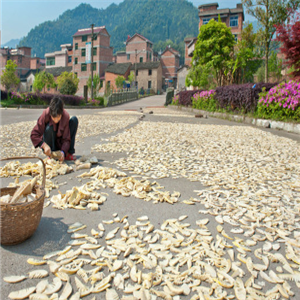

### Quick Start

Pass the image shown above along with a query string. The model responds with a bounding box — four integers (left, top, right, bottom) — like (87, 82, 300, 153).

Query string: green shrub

(256, 81, 300, 121)
(192, 90, 216, 111)
(165, 88, 174, 106)
(59, 78, 78, 95)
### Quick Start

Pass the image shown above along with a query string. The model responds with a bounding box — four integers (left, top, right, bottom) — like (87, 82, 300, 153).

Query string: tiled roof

(130, 61, 160, 71)
(198, 3, 219, 9)
(20, 68, 44, 81)
(73, 26, 106, 37)
(161, 47, 181, 57)
(126, 33, 153, 45)
(45, 66, 72, 77)
(199, 7, 243, 17)
(184, 37, 197, 42)
(105, 63, 132, 75)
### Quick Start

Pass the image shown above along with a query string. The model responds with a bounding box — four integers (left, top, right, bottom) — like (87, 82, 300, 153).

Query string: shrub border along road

(168, 105, 300, 135)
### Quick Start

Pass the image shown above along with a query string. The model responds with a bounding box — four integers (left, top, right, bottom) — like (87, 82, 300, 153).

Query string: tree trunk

(265, 42, 269, 83)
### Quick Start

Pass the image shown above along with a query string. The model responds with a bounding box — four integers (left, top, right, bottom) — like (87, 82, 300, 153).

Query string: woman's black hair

(49, 96, 64, 117)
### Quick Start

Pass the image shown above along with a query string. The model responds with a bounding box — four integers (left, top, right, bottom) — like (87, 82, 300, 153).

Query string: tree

(59, 78, 78, 95)
(87, 74, 101, 98)
(233, 23, 261, 83)
(33, 71, 56, 92)
(242, 0, 300, 82)
(0, 60, 20, 92)
(115, 75, 126, 89)
(189, 18, 235, 87)
(128, 71, 135, 86)
(56, 72, 79, 93)
(275, 11, 300, 79)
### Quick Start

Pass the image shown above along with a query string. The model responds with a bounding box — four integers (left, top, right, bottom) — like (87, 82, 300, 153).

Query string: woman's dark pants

(43, 116, 78, 154)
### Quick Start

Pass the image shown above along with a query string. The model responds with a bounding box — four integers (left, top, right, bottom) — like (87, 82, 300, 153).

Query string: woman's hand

(42, 143, 51, 157)
(59, 151, 65, 162)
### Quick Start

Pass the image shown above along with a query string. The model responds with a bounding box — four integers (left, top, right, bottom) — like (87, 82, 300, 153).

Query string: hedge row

(1, 91, 84, 106)
(175, 83, 277, 113)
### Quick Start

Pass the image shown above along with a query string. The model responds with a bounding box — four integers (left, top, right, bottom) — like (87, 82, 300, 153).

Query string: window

(93, 47, 97, 56)
(46, 57, 55, 66)
(81, 48, 86, 57)
(233, 34, 238, 42)
(136, 70, 138, 76)
(37, 59, 39, 64)
(148, 69, 152, 76)
(68, 56, 72, 63)
(75, 72, 78, 77)
(92, 34, 97, 41)
(81, 63, 87, 72)
(202, 18, 211, 25)
(230, 16, 238, 27)
(93, 62, 96, 71)
(82, 35, 87, 42)
(139, 57, 143, 63)
(75, 57, 78, 64)
(75, 43, 78, 50)
(30, 85, 32, 91)
(150, 53, 152, 61)
(107, 81, 111, 87)
(127, 54, 130, 60)
(148, 81, 152, 89)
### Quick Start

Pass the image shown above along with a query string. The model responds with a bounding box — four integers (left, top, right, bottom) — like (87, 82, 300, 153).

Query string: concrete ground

(0, 94, 299, 299)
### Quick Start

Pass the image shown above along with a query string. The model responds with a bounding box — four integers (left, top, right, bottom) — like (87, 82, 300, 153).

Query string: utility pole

(135, 49, 137, 91)
(91, 23, 94, 99)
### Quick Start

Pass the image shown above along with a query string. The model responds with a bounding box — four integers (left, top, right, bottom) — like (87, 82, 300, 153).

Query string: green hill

(18, 0, 199, 62)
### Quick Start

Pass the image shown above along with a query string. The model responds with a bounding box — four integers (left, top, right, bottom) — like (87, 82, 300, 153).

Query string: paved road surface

(0, 94, 299, 299)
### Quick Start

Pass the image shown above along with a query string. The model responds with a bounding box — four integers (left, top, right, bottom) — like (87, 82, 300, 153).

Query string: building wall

(105, 68, 131, 92)
(136, 65, 162, 93)
(160, 49, 179, 80)
(30, 57, 43, 70)
(115, 53, 127, 64)
(0, 47, 32, 90)
(184, 40, 193, 67)
(126, 35, 153, 64)
(177, 66, 189, 91)
(73, 28, 113, 96)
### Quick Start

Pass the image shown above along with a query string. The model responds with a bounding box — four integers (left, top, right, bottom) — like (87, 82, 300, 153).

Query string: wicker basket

(0, 157, 46, 245)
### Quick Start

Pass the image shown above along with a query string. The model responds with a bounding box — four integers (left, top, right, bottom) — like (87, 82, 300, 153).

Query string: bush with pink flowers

(257, 80, 300, 121)
(192, 89, 216, 111)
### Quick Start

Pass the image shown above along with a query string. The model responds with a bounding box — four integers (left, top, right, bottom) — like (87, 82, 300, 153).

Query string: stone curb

(167, 105, 300, 135)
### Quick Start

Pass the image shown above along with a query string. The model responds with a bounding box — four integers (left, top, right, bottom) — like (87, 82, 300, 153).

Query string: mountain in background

(2, 38, 21, 48)
(18, 0, 199, 62)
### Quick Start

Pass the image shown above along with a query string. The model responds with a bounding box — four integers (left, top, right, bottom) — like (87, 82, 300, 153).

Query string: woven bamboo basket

(0, 157, 46, 245)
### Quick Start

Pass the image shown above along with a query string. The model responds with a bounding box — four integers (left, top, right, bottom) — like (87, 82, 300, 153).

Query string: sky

(1, 0, 256, 45)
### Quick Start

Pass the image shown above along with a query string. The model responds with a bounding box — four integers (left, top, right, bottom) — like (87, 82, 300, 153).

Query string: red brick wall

(126, 35, 153, 64)
(160, 49, 179, 79)
(199, 5, 218, 12)
(73, 28, 113, 96)
(105, 68, 131, 92)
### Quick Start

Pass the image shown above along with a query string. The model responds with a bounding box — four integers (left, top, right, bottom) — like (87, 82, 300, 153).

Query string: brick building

(45, 44, 73, 69)
(0, 46, 44, 91)
(115, 33, 154, 64)
(160, 46, 180, 88)
(104, 62, 132, 92)
(185, 2, 244, 66)
(72, 26, 114, 96)
(131, 61, 162, 94)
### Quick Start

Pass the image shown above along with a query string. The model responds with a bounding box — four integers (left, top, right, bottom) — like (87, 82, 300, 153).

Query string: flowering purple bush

(192, 90, 216, 111)
(257, 80, 300, 121)
(215, 83, 277, 113)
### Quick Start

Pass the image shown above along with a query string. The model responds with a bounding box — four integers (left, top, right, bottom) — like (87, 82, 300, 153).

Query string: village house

(131, 61, 163, 94)
(104, 62, 132, 92)
(72, 26, 114, 96)
(184, 3, 244, 66)
(176, 65, 189, 91)
(0, 46, 44, 91)
(160, 46, 180, 88)
(114, 33, 154, 64)
(45, 44, 73, 69)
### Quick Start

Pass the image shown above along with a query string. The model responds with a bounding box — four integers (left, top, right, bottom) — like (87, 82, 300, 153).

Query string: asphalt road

(0, 95, 299, 299)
